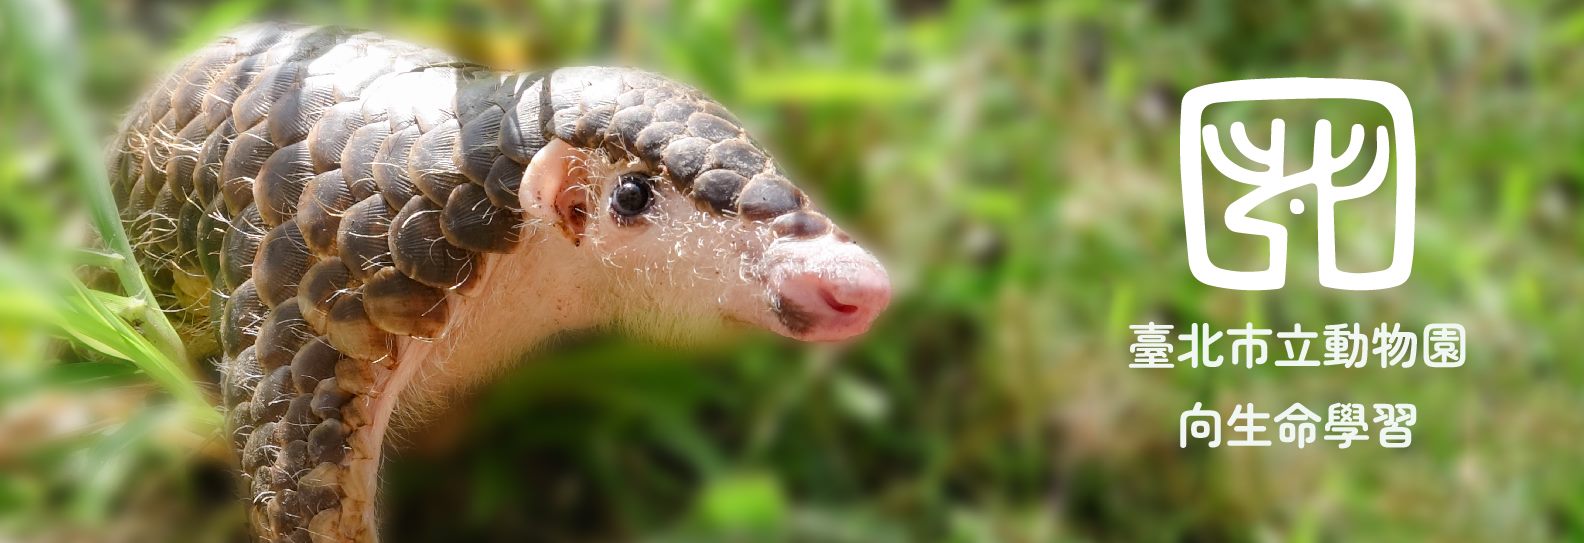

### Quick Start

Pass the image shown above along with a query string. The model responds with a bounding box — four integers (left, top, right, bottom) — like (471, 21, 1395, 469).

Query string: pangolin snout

(765, 231, 891, 342)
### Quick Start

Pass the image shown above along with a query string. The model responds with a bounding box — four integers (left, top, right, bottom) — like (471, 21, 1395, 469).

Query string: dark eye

(611, 173, 655, 217)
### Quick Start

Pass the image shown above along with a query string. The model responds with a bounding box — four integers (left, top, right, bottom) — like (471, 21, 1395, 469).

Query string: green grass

(2, 0, 1584, 541)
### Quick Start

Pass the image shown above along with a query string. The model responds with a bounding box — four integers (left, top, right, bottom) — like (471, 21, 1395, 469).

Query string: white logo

(1180, 78, 1415, 291)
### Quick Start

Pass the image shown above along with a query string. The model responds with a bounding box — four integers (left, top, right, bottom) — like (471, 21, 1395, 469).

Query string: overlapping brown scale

(736, 173, 804, 221)
(546, 67, 622, 114)
(660, 136, 710, 185)
(232, 61, 303, 131)
(170, 46, 239, 128)
(651, 99, 697, 124)
(290, 336, 341, 394)
(307, 419, 348, 465)
(339, 402, 373, 443)
(242, 419, 279, 472)
(148, 110, 183, 171)
(307, 102, 367, 172)
(229, 416, 262, 468)
(174, 199, 205, 270)
(456, 104, 503, 182)
(389, 196, 478, 290)
(125, 157, 160, 222)
(296, 170, 355, 256)
(278, 396, 315, 443)
(145, 124, 175, 177)
(633, 121, 685, 161)
(231, 23, 294, 55)
(298, 461, 341, 509)
(388, 37, 453, 66)
(103, 28, 552, 543)
(266, 494, 299, 538)
(441, 183, 520, 253)
(771, 211, 831, 240)
(220, 123, 276, 214)
(310, 378, 350, 420)
(149, 184, 183, 253)
(482, 156, 525, 210)
(193, 118, 237, 205)
(326, 46, 401, 101)
(255, 299, 311, 371)
(248, 366, 292, 432)
(207, 290, 229, 344)
(280, 27, 358, 64)
(362, 267, 449, 337)
(690, 170, 747, 215)
(274, 479, 310, 536)
(167, 109, 209, 143)
(281, 496, 327, 543)
(220, 204, 265, 291)
(297, 257, 355, 332)
(704, 138, 768, 179)
(162, 143, 200, 203)
(544, 69, 798, 221)
(626, 69, 677, 91)
(253, 141, 315, 226)
(372, 124, 421, 208)
(194, 195, 229, 285)
(109, 143, 139, 208)
(641, 82, 685, 105)
(223, 279, 265, 357)
(253, 221, 315, 308)
(200, 55, 262, 131)
(140, 75, 179, 136)
(530, 66, 808, 221)
(354, 72, 403, 124)
(548, 104, 591, 147)
(338, 122, 389, 199)
(268, 75, 338, 147)
(454, 73, 513, 121)
(226, 400, 255, 451)
(323, 289, 391, 360)
(605, 102, 649, 154)
(685, 111, 742, 142)
(224, 25, 289, 61)
(497, 76, 547, 163)
(222, 345, 263, 411)
(336, 195, 395, 280)
(409, 119, 466, 203)
(333, 357, 374, 395)
(398, 68, 468, 132)
(301, 31, 372, 78)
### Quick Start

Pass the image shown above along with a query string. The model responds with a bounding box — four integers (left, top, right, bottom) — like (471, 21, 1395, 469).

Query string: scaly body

(110, 24, 890, 542)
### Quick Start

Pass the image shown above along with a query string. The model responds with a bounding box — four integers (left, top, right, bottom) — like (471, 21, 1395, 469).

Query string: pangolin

(107, 23, 891, 542)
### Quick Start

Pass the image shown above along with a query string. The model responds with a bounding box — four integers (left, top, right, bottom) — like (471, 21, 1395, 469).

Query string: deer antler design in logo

(1180, 78, 1415, 291)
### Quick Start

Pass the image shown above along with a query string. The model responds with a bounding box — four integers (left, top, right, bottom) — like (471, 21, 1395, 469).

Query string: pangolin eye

(611, 173, 655, 217)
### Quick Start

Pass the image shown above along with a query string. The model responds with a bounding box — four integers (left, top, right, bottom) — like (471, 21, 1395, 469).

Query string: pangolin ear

(522, 139, 594, 246)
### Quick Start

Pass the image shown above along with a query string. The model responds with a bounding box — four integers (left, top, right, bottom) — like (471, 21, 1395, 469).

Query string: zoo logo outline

(1179, 78, 1415, 291)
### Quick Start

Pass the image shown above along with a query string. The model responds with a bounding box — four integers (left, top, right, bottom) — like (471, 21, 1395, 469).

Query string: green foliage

(0, 0, 221, 538)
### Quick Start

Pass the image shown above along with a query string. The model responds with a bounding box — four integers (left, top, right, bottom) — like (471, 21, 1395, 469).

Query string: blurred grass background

(2, 0, 1583, 541)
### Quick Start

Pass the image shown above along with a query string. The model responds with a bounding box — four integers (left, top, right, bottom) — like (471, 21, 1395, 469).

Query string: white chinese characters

(1128, 322, 1465, 370)
(1180, 402, 1416, 449)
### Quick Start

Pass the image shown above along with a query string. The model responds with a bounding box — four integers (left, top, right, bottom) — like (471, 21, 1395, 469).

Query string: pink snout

(766, 237, 892, 342)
